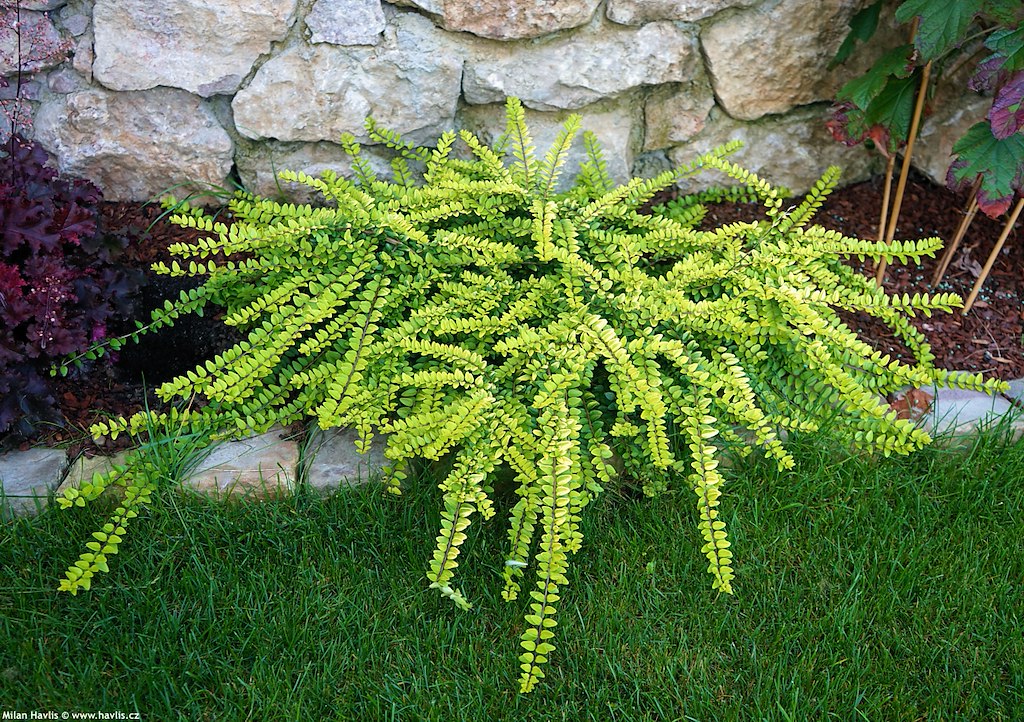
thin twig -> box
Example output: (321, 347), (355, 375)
(932, 177), (982, 286)
(961, 196), (1023, 313)
(876, 59), (932, 286)
(875, 155), (895, 274)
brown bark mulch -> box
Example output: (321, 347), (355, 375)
(16, 169), (1024, 455)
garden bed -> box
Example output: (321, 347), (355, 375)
(9, 167), (1024, 456)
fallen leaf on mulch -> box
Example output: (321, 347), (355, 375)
(889, 388), (934, 420)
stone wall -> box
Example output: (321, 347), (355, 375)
(4, 0), (977, 202)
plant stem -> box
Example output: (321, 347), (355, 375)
(875, 60), (932, 286)
(961, 196), (1024, 313)
(932, 177), (981, 286)
(877, 154), (895, 245)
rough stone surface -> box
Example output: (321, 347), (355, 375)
(4, 0), (961, 230)
(702, 0), (865, 121)
(463, 21), (698, 111)
(71, 31), (92, 77)
(92, 0), (298, 97)
(430, 0), (601, 40)
(233, 12), (462, 146)
(607, 0), (757, 25)
(183, 427), (299, 500)
(643, 78), (716, 151)
(58, 11), (90, 37)
(46, 67), (87, 94)
(0, 447), (67, 518)
(303, 428), (388, 491)
(390, 0), (443, 15)
(0, 10), (66, 75)
(667, 105), (878, 196)
(307, 0), (386, 45)
(459, 95), (642, 187)
(34, 86), (234, 202)
(235, 141), (396, 201)
(21, 1), (67, 10)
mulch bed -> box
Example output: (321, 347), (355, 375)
(10, 169), (1024, 456)
(696, 168), (1023, 380)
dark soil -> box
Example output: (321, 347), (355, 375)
(11, 169), (1024, 455)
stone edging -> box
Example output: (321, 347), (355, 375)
(1, 427), (387, 520)
(3, 379), (1023, 519)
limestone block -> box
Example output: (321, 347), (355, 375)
(667, 105), (877, 196)
(391, 0), (443, 15)
(307, 0), (386, 45)
(46, 68), (87, 94)
(418, 0), (601, 40)
(302, 428), (388, 492)
(924, 386), (1016, 439)
(463, 20), (698, 111)
(21, 1), (67, 11)
(92, 0), (298, 97)
(182, 426), (299, 500)
(643, 78), (716, 151)
(235, 141), (397, 201)
(233, 12), (462, 146)
(57, 11), (89, 37)
(702, 0), (866, 121)
(458, 95), (642, 187)
(890, 382), (1024, 444)
(0, 447), (67, 518)
(34, 86), (234, 202)
(390, 0), (598, 38)
(0, 10), (66, 75)
(71, 32), (92, 77)
(55, 451), (131, 501)
(607, 0), (757, 25)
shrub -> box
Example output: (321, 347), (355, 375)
(58, 98), (1004, 692)
(829, 0), (1024, 217)
(0, 135), (140, 438)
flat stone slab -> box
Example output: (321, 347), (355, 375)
(302, 428), (387, 492)
(1001, 378), (1024, 406)
(0, 447), (68, 518)
(891, 382), (1024, 442)
(55, 451), (131, 501)
(182, 426), (299, 500)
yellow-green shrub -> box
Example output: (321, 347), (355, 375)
(59, 98), (1003, 692)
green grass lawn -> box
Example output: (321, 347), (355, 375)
(2, 428), (1022, 721)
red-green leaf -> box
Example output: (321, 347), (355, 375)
(947, 121), (1024, 217)
(989, 71), (1024, 139)
(972, 27), (1024, 92)
(896, 0), (984, 59)
(986, 25), (1024, 68)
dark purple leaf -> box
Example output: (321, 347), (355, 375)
(989, 71), (1024, 139)
(970, 55), (1010, 93)
(1, 136), (142, 438)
